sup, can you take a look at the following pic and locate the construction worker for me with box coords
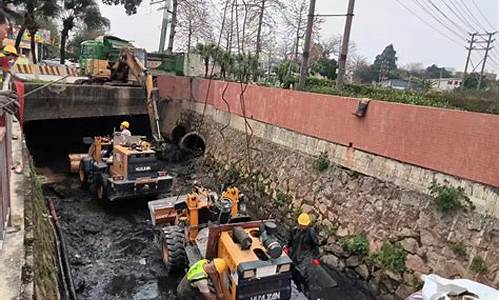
[285,212,320,265]
[0,44,18,74]
[119,121,131,136]
[114,121,131,145]
[177,258,226,300]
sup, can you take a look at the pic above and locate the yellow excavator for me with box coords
[68,49,173,201]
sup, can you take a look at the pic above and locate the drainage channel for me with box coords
[25,116,375,300]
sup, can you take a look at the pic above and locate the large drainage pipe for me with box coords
[178,131,206,157]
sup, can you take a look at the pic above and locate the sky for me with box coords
[98,0,499,74]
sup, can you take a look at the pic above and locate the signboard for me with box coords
[9,26,51,45]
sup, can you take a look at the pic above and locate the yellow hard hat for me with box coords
[120,121,130,128]
[213,258,226,273]
[297,213,311,226]
[3,45,18,57]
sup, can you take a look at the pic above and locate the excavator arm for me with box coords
[115,49,165,148]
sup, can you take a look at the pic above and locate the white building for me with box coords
[430,78,462,91]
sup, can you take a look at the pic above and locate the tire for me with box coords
[95,173,109,202]
[79,161,88,188]
[162,225,187,273]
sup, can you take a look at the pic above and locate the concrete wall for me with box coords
[24,83,147,121]
[157,76,499,188]
[162,100,498,299]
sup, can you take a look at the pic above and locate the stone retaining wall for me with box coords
[168,100,499,300]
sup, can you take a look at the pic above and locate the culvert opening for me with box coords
[24,115,152,171]
[179,132,206,157]
[171,125,187,144]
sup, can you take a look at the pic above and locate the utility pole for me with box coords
[298,0,316,91]
[336,0,355,89]
[462,33,476,88]
[166,0,178,54]
[477,32,495,90]
[153,0,172,53]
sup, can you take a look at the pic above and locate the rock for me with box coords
[355,264,370,279]
[321,218,332,228]
[403,272,415,284]
[318,203,327,214]
[406,254,432,274]
[336,226,349,237]
[384,269,402,281]
[321,254,341,270]
[345,255,361,267]
[399,238,419,254]
[324,243,348,258]
[395,284,414,299]
[398,228,418,238]
[301,204,313,214]
[419,230,436,246]
[139,258,146,265]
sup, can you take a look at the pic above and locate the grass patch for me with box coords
[275,190,292,207]
[313,151,330,172]
[470,256,488,274]
[449,242,467,257]
[369,242,407,272]
[340,234,369,255]
[430,183,474,213]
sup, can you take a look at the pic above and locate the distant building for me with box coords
[430,78,462,91]
[380,79,419,91]
[3,25,52,62]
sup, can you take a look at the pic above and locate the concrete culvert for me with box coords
[179,132,206,157]
[170,125,187,144]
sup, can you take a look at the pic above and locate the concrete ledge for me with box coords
[181,100,498,217]
[24,83,147,121]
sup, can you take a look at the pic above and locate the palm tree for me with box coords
[13,0,59,63]
[195,43,217,78]
[214,48,233,80]
[59,0,110,64]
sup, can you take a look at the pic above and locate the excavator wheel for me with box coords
[79,161,88,188]
[162,225,187,273]
[95,174,109,202]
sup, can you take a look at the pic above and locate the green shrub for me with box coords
[340,234,369,255]
[275,190,292,207]
[313,151,330,172]
[470,256,487,274]
[449,242,467,257]
[226,163,241,183]
[304,82,498,114]
[430,183,474,213]
[370,242,407,272]
[305,77,335,87]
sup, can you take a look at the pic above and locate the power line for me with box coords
[424,0,469,34]
[471,0,495,30]
[438,0,479,33]
[410,0,466,41]
[456,0,489,33]
[393,0,464,47]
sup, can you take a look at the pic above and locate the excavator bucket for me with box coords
[68,153,87,174]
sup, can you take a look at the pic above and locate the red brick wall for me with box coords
[158,75,499,187]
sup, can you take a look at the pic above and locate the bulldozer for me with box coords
[71,135,173,202]
[157,186,294,300]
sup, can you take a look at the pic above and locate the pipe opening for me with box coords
[179,132,206,157]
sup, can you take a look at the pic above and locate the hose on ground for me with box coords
[47,197,78,300]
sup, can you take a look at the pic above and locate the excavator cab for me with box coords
[72,136,173,202]
[157,186,293,300]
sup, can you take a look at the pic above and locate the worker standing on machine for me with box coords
[177,258,226,300]
[114,121,131,145]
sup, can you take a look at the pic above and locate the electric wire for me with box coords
[471,0,496,30]
[393,0,464,47]
[410,0,466,41]
[442,0,482,33]
[424,0,469,34]
[456,0,490,33]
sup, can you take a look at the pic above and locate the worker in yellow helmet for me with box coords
[0,44,18,75]
[285,212,320,265]
[113,121,131,145]
[177,258,226,300]
[119,121,131,136]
